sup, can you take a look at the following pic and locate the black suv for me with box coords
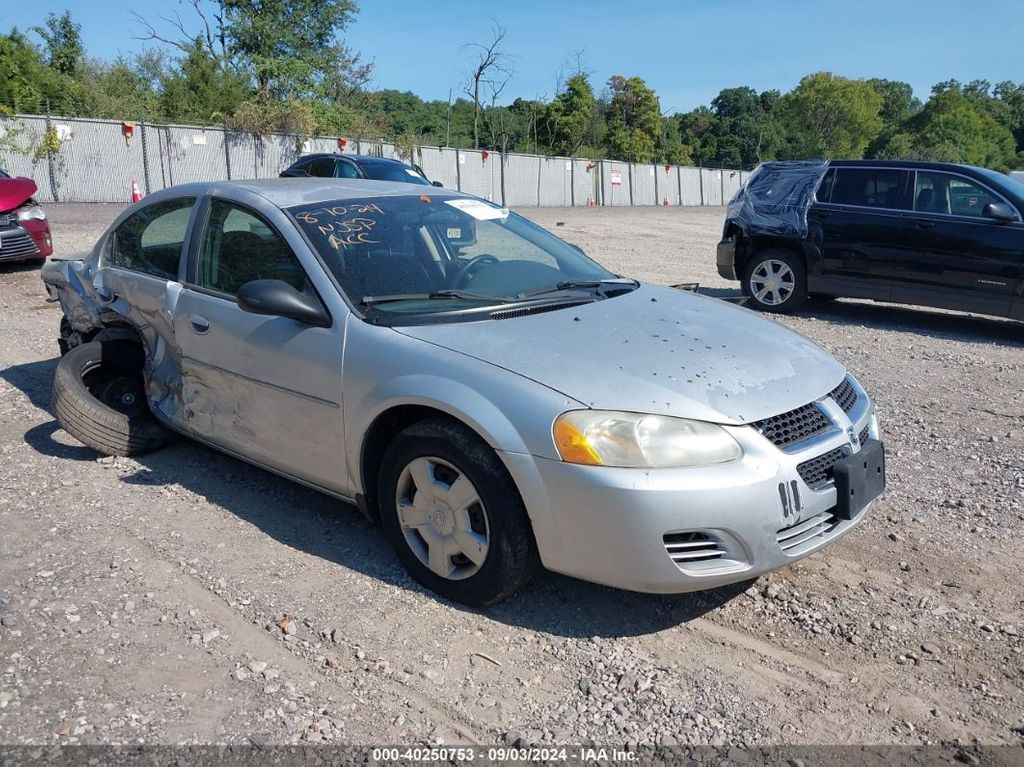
[716,159,1024,321]
[280,153,439,186]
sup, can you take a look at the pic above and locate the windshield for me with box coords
[976,167,1024,201]
[287,195,619,320]
[360,162,430,185]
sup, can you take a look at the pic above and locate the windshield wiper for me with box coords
[360,289,514,306]
[518,277,639,299]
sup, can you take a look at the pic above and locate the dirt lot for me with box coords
[0,203,1022,752]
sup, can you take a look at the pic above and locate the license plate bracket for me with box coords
[834,439,885,520]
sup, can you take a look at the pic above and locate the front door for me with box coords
[895,170,1023,317]
[172,197,347,492]
[807,166,914,299]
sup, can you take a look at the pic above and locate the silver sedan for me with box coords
[42,179,885,605]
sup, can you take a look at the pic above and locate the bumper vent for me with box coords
[797,447,846,490]
[858,425,869,446]
[0,232,40,261]
[828,377,858,414]
[777,511,838,554]
[663,531,727,566]
[752,403,831,449]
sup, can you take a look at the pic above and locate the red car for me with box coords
[0,170,53,264]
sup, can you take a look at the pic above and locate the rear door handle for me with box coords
[188,313,211,334]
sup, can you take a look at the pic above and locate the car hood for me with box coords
[395,284,846,425]
[0,177,37,213]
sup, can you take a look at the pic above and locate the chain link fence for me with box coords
[0,112,748,206]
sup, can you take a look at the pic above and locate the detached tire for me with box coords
[743,248,807,313]
[51,340,171,456]
[378,417,540,606]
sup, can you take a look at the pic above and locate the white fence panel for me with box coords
[572,159,598,206]
[537,157,573,207]
[416,146,458,189]
[632,163,658,206]
[457,149,500,201]
[679,166,703,206]
[701,168,724,206]
[600,161,631,206]
[0,117,51,201]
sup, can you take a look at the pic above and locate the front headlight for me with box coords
[553,410,743,468]
[17,205,46,222]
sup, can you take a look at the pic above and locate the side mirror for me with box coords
[431,180,444,187]
[237,279,331,328]
[982,202,1016,224]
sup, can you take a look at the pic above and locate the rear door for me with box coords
[171,197,348,491]
[897,170,1022,316]
[806,166,913,299]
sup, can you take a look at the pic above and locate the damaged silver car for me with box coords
[42,180,885,605]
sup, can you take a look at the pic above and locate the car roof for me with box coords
[826,158,991,174]
[146,178,466,208]
[296,153,412,167]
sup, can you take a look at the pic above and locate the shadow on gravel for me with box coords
[798,299,1023,346]
[0,261,45,275]
[1,355,57,411]
[8,355,748,637]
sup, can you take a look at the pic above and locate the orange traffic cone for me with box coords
[131,179,142,203]
[663,196,670,206]
[587,195,596,208]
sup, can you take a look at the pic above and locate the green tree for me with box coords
[221,0,370,100]
[0,29,57,111]
[159,38,248,124]
[779,72,883,158]
[33,12,82,77]
[603,75,661,162]
[542,74,597,156]
[708,86,781,166]
[906,84,1017,170]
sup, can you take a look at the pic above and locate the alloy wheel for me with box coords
[750,259,796,306]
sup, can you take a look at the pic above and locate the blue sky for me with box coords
[19,0,1024,111]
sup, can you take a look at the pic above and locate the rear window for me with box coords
[830,168,910,210]
[360,162,430,185]
[107,197,195,279]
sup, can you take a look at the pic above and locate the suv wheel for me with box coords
[377,417,540,606]
[743,249,807,313]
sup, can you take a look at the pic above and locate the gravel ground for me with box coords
[0,203,1022,752]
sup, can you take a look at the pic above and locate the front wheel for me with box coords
[743,249,807,313]
[377,417,540,606]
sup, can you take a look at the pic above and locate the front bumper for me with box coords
[0,220,50,262]
[502,405,879,594]
[716,237,737,280]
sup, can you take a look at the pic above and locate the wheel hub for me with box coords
[430,503,455,536]
[395,455,491,581]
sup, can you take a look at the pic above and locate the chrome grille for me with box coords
[752,403,831,449]
[663,531,727,566]
[0,232,40,260]
[858,426,869,446]
[797,447,845,490]
[777,511,838,554]
[828,377,858,414]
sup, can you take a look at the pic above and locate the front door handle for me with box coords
[913,220,935,229]
[188,313,211,334]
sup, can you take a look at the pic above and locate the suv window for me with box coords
[830,168,910,210]
[914,171,1002,218]
[107,197,195,279]
[196,200,308,295]
[307,158,336,177]
[335,160,361,179]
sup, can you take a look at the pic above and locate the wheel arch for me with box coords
[354,386,536,523]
